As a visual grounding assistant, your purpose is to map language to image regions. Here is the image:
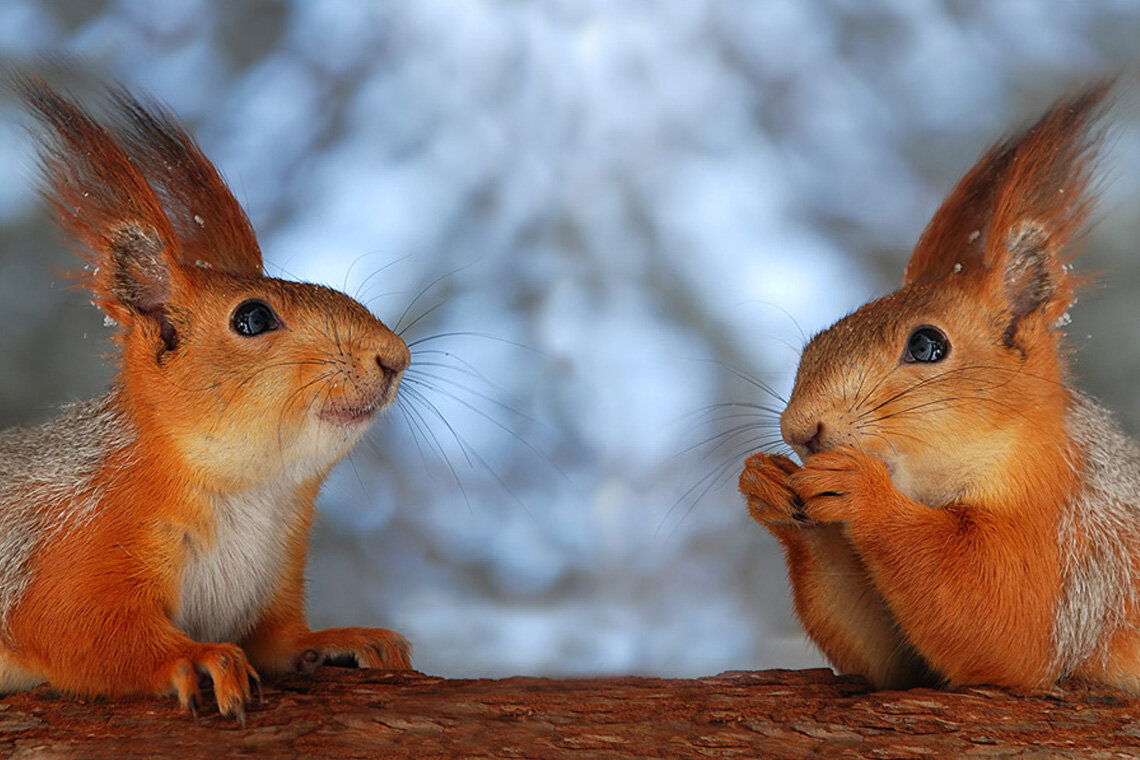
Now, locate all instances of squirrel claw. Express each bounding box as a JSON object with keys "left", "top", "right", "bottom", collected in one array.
[
  {"left": 171, "top": 643, "right": 259, "bottom": 724},
  {"left": 740, "top": 452, "right": 810, "bottom": 528},
  {"left": 187, "top": 693, "right": 200, "bottom": 726},
  {"left": 249, "top": 667, "right": 264, "bottom": 706},
  {"left": 290, "top": 627, "right": 412, "bottom": 672},
  {"left": 789, "top": 446, "right": 892, "bottom": 523}
]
